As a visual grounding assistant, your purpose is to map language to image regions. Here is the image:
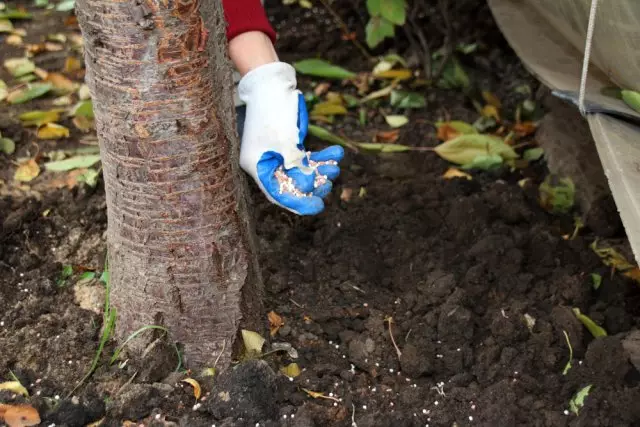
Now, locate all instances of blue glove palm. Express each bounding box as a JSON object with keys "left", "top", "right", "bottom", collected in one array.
[{"left": 238, "top": 62, "right": 344, "bottom": 215}]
